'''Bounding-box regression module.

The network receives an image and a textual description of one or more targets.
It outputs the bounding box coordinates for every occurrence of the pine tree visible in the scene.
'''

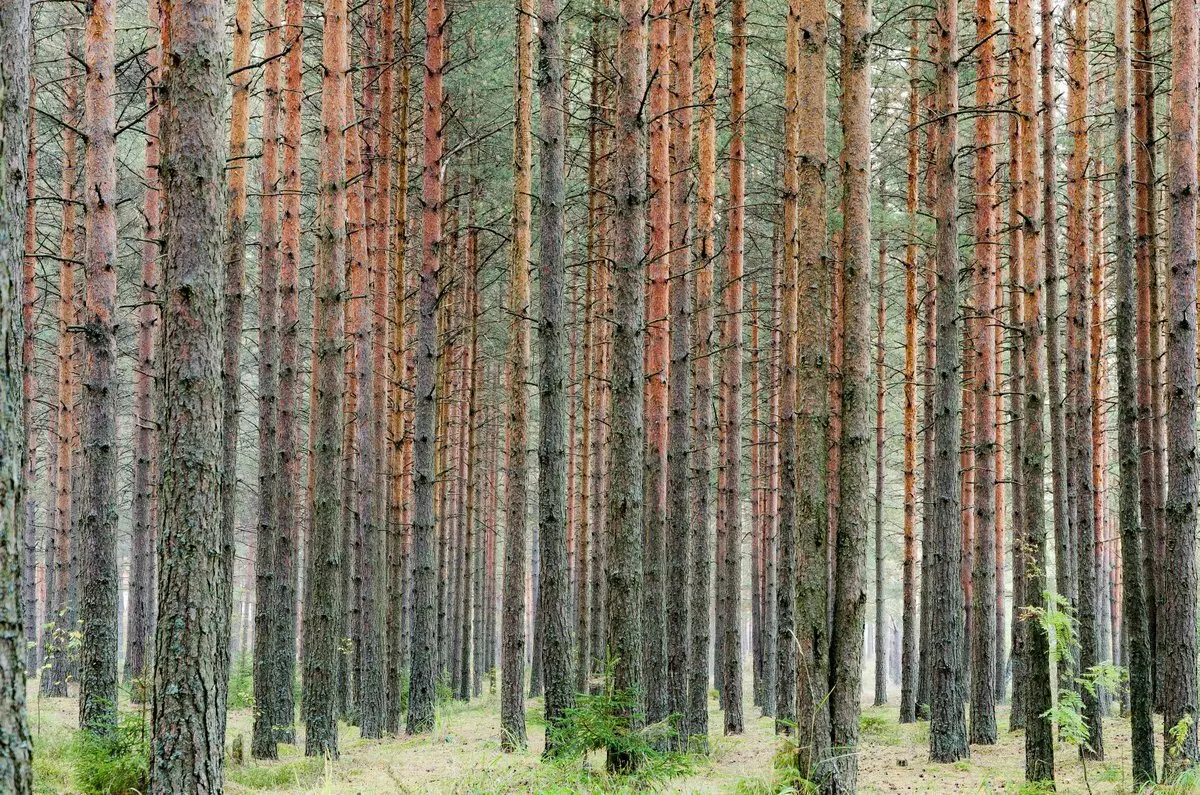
[149,0,230,780]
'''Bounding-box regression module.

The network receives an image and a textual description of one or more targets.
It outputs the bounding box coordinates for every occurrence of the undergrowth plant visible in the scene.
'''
[72,712,149,795]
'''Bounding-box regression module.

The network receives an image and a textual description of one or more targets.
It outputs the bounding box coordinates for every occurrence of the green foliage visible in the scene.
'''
[228,652,255,710]
[1160,765,1200,794]
[226,757,324,789]
[72,713,149,795]
[732,736,817,795]
[1168,714,1195,762]
[536,678,695,789]
[857,712,902,746]
[1043,688,1088,749]
[1015,781,1057,795]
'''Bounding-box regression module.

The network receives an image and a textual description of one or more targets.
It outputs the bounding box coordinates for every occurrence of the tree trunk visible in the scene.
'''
[1113,0,1155,770]
[302,0,348,753]
[0,0,34,781]
[78,0,120,733]
[642,0,670,727]
[149,0,230,782]
[1162,0,1200,770]
[1133,0,1160,697]
[794,0,830,776]
[537,0,574,748]
[252,0,284,756]
[18,0,37,684]
[927,0,968,758]
[500,0,534,749]
[406,0,444,734]
[873,241,887,709]
[274,0,305,744]
[42,52,78,699]
[213,0,252,740]
[1021,0,1054,776]
[1064,0,1101,755]
[776,0,802,730]
[125,0,161,698]
[606,0,648,765]
[688,0,716,745]
[719,0,747,736]
[969,0,998,742]
[899,17,919,724]
[666,0,694,745]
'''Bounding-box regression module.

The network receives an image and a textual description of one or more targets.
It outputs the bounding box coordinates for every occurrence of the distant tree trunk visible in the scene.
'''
[20,54,38,679]
[536,0,573,748]
[458,252,479,702]
[252,0,284,756]
[274,0,305,744]
[873,241,887,708]
[1004,0,1026,722]
[1021,0,1054,776]
[149,0,230,781]
[762,261,780,721]
[350,67,387,737]
[1132,0,1160,696]
[927,0,968,759]
[576,18,602,694]
[0,0,34,781]
[666,0,694,746]
[688,0,716,745]
[78,0,120,733]
[1113,0,1155,773]
[500,0,534,749]
[899,18,920,724]
[1044,5,1072,668]
[720,0,747,736]
[776,0,801,730]
[969,0,998,743]
[125,0,161,697]
[750,285,763,711]
[406,0,443,735]
[994,268,1007,704]
[642,0,670,728]
[42,55,78,699]
[386,0,411,728]
[794,0,830,777]
[1162,0,1200,770]
[916,118,936,721]
[606,0,648,766]
[302,0,348,754]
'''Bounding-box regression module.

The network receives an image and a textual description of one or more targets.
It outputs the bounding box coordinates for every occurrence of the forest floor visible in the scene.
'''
[27,675,1169,794]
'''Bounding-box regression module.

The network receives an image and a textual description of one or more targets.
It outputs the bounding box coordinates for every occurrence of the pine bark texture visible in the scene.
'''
[1114,0,1156,778]
[721,0,747,735]
[606,0,648,767]
[666,0,694,746]
[969,0,998,744]
[126,0,161,692]
[303,0,348,754]
[1163,0,1200,771]
[829,0,872,782]
[406,0,443,735]
[928,0,968,759]
[536,0,573,748]
[794,0,831,777]
[500,0,534,749]
[688,0,716,745]
[78,0,120,733]
[0,0,34,783]
[149,0,230,783]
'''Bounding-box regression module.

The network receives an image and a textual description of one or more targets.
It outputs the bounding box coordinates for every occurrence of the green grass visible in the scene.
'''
[226,757,324,790]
